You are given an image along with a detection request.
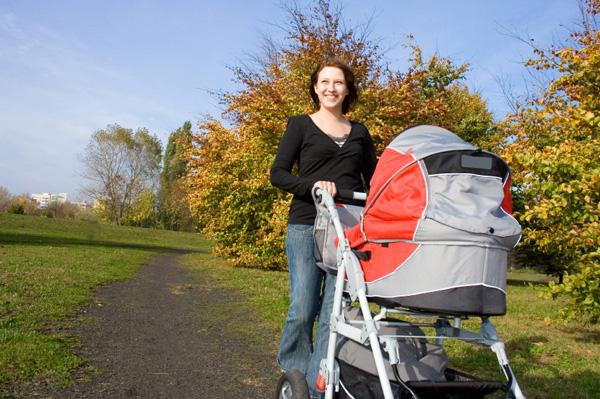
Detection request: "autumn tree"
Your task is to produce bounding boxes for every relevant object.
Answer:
[157,121,195,231]
[497,0,599,321]
[185,0,495,268]
[81,124,162,225]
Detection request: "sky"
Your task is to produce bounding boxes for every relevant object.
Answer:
[0,0,584,200]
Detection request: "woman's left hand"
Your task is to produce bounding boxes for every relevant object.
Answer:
[313,180,337,198]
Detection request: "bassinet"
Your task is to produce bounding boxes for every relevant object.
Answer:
[316,125,521,316]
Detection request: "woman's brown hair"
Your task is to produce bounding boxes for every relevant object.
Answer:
[310,58,358,114]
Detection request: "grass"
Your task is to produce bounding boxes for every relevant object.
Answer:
[0,213,209,397]
[2,212,599,398]
[181,255,600,399]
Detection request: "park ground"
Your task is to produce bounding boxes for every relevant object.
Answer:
[0,214,599,398]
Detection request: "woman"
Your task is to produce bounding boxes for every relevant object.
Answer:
[270,58,377,396]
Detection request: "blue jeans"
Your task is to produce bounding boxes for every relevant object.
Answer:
[277,224,336,397]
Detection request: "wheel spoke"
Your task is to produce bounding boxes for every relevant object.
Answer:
[280,381,292,399]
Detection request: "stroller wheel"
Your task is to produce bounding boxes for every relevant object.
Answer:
[276,369,309,399]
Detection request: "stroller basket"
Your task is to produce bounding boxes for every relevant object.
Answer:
[335,308,506,399]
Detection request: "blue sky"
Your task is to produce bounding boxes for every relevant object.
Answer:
[0,0,583,199]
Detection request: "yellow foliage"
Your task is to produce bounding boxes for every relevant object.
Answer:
[184,1,495,268]
[496,0,600,320]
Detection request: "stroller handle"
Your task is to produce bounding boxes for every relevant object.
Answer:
[312,187,367,203]
[337,189,367,201]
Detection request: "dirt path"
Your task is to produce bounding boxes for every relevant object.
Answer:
[43,253,280,398]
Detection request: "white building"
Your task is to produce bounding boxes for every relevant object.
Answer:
[31,192,68,208]
[71,201,89,210]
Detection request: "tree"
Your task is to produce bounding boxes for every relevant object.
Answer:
[81,124,162,225]
[497,0,599,321]
[0,186,11,213]
[184,0,495,268]
[157,121,195,231]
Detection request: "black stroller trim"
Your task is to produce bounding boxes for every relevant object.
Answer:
[370,285,507,316]
[338,361,505,399]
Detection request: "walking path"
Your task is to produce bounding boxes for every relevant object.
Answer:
[43,253,279,398]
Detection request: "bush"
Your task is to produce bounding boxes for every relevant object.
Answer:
[7,203,25,214]
[6,195,39,216]
[44,202,81,219]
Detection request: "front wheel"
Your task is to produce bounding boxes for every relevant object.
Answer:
[276,369,310,399]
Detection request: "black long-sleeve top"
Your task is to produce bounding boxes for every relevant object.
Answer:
[270,115,377,225]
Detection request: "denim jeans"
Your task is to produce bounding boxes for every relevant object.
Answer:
[277,224,336,398]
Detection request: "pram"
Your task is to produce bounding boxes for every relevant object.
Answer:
[275,125,525,399]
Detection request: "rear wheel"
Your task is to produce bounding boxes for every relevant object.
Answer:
[276,369,310,399]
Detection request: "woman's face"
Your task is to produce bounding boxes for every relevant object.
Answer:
[314,66,348,111]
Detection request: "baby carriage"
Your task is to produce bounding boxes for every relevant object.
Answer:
[275,125,525,399]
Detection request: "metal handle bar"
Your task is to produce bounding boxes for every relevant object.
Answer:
[312,187,367,203]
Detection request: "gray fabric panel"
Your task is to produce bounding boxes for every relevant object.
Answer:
[484,248,508,288]
[337,339,448,382]
[387,126,477,160]
[314,203,363,273]
[365,245,507,298]
[337,309,447,382]
[425,174,521,238]
[414,217,520,248]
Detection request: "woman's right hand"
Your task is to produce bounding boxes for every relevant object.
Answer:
[313,181,337,198]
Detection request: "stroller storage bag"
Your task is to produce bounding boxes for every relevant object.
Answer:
[336,309,505,399]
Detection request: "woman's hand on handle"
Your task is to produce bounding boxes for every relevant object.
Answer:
[313,181,337,198]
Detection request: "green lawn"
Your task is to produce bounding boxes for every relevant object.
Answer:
[0,214,209,397]
[181,255,600,399]
[2,213,599,398]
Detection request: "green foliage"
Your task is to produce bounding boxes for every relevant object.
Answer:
[548,261,600,323]
[185,0,495,268]
[157,122,195,231]
[6,203,24,214]
[497,0,600,320]
[5,195,38,216]
[162,121,192,182]
[121,189,156,227]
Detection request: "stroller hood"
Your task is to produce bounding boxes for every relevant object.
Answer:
[344,125,521,315]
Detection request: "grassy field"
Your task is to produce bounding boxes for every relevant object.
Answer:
[2,213,599,398]
[0,213,209,396]
[181,254,600,399]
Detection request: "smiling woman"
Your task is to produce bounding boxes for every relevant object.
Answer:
[270,58,377,397]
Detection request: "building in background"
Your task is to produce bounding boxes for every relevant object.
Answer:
[71,201,89,210]
[31,192,68,208]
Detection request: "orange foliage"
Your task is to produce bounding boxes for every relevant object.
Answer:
[185,0,494,268]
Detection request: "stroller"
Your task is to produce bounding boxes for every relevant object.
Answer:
[276,125,525,399]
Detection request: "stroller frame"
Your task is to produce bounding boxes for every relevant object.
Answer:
[314,188,525,399]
